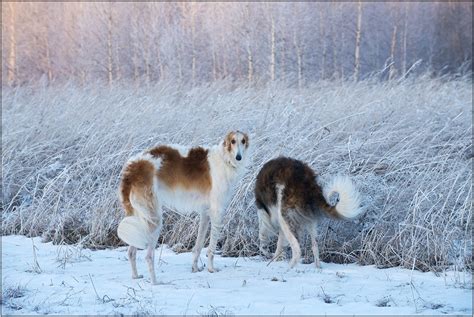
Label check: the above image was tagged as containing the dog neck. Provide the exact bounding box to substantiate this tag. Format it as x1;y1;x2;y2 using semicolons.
221;143;238;170
213;142;239;173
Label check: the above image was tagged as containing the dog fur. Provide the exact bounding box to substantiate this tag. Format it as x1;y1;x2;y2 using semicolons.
254;156;362;268
118;131;249;284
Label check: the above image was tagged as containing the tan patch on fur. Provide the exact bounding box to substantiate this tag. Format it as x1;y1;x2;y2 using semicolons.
224;131;235;152
148;145;212;193
120;160;155;216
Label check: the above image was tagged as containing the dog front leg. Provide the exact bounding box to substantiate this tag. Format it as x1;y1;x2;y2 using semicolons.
207;206;222;273
192;211;210;272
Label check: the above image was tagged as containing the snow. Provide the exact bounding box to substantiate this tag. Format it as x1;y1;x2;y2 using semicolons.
2;235;472;315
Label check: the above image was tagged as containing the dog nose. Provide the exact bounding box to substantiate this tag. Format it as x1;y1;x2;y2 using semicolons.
236;154;242;161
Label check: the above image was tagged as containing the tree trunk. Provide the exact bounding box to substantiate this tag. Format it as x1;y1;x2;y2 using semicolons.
7;2;17;86
107;4;114;86
133;44;139;87
212;47;217;81
144;37;151;84
131;4;140;87
131;7;139;87
280;12;286;84
177;45;183;82
297;50;303;88
340;9;346;80
320;8;326;79
157;48;164;82
354;0;363;81
293;27;303;89
270;10;276;81
77;2;87;86
220;33;227;78
243;3;253;84
402;3;409;76
389;23;398;80
191;4;196;85
330;2;339;79
115;43;121;82
45;35;53;82
247;44;253;84
331;28;338;79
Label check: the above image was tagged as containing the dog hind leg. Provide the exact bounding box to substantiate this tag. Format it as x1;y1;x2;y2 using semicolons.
145;213;161;285
309;224;321;269
127;246;143;279
129;187;162;285
275;184;301;268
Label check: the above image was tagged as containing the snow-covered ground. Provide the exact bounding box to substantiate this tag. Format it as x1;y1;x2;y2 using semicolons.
1;235;472;315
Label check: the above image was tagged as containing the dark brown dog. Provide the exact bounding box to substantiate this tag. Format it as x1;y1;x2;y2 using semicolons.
255;157;362;268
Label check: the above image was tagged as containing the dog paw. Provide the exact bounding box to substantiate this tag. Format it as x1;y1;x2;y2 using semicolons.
260;250;273;260
192;265;204;273
272;254;285;262
208;267;220;273
289;257;300;269
263;254;273;260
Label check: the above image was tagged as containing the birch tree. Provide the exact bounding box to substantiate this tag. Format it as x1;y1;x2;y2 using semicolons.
292;3;305;87
1;2;471;85
6;2;17;86
244;4;254;83
106;3;114;85
267;3;276;81
401;3;409;76
389;4;400;80
354;0;363;81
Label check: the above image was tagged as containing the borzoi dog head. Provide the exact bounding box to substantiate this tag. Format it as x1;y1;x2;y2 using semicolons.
222;131;249;168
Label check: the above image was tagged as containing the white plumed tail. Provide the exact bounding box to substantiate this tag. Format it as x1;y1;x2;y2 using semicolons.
117;216;149;249
323;175;362;219
117;190;161;250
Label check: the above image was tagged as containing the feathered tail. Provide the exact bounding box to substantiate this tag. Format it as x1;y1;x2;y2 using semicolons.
117;215;150;249
118;188;163;250
320;175;362;220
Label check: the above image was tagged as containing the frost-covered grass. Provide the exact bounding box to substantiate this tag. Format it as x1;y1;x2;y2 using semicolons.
2;235;472;315
1;76;472;272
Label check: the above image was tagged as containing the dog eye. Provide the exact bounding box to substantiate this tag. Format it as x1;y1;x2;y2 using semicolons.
231;139;236;144
241;139;246;144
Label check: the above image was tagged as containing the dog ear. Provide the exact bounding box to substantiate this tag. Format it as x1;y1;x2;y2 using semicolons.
243;132;249;148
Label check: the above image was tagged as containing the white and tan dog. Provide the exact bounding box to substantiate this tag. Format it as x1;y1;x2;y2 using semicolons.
117;131;249;284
